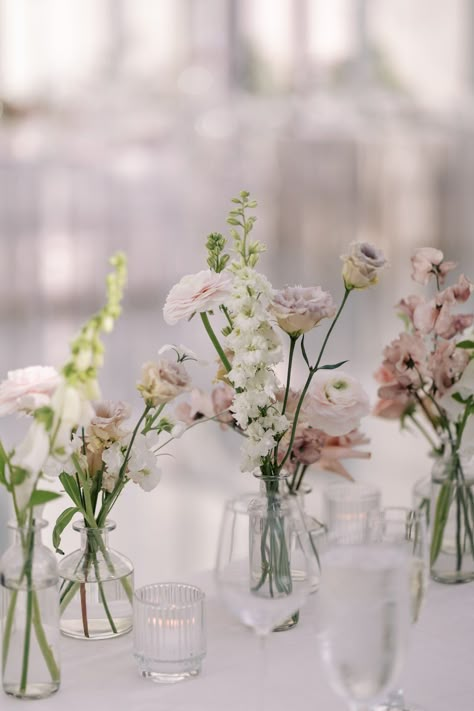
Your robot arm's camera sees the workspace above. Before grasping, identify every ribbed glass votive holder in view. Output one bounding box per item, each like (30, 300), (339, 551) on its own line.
(133, 583), (206, 683)
(323, 482), (381, 542)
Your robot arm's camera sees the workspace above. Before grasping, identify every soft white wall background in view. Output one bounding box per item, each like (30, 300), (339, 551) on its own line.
(0, 1), (473, 584)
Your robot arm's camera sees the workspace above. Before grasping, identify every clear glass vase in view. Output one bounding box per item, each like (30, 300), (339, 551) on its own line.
(58, 520), (134, 639)
(254, 479), (318, 631)
(430, 451), (474, 584)
(1, 519), (61, 699)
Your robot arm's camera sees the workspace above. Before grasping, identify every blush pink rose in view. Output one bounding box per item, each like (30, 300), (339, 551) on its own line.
(0, 365), (61, 416)
(302, 371), (370, 436)
(163, 269), (233, 325)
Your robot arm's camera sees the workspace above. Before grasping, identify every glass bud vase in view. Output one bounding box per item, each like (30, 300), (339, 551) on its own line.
(254, 479), (317, 632)
(430, 451), (474, 584)
(1, 519), (61, 699)
(58, 521), (134, 640)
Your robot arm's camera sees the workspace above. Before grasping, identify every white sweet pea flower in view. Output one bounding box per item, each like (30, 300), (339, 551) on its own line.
(171, 421), (187, 439)
(102, 441), (124, 493)
(158, 344), (206, 365)
(127, 434), (161, 492)
(50, 381), (94, 459)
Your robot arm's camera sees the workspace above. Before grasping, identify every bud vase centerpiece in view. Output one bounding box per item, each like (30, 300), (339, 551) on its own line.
(375, 247), (474, 583)
(164, 191), (386, 627)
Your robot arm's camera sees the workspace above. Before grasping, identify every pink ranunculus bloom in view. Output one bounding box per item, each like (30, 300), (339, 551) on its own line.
(382, 332), (428, 387)
(0, 365), (61, 416)
(317, 429), (371, 479)
(302, 371), (370, 436)
(411, 247), (444, 285)
(163, 269), (233, 325)
(429, 341), (469, 396)
(271, 285), (336, 337)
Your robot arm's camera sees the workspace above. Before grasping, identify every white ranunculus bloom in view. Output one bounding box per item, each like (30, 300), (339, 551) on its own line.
(163, 269), (233, 325)
(0, 365), (60, 416)
(303, 370), (370, 436)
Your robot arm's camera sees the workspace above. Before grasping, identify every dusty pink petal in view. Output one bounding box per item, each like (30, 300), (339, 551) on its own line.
(411, 247), (444, 285)
(413, 301), (438, 334)
(373, 398), (410, 419)
(396, 295), (425, 323)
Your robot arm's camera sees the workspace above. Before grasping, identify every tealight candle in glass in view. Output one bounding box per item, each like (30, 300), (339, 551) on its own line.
(133, 583), (206, 683)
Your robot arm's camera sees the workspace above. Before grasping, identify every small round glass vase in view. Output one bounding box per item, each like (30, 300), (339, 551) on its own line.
(58, 521), (134, 640)
(1, 519), (61, 700)
(430, 452), (474, 584)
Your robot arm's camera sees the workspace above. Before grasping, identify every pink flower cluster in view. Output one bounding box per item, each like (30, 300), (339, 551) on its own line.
(375, 248), (473, 419)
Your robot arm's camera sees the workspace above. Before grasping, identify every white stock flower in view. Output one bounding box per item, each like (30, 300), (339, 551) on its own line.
(102, 441), (124, 493)
(127, 435), (161, 492)
(0, 365), (60, 416)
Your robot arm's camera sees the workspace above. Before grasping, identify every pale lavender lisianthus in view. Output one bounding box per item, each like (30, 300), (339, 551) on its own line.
(272, 285), (336, 337)
(341, 242), (387, 290)
(163, 269), (233, 325)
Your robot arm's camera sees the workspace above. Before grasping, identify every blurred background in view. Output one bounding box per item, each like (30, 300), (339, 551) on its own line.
(1, 0), (473, 581)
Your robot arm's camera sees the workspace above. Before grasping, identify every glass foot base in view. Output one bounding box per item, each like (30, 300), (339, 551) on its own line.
(374, 703), (424, 711)
(139, 668), (201, 684)
(4, 682), (60, 699)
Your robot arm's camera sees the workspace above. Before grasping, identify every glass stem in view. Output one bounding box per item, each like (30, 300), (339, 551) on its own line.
(257, 633), (267, 711)
(387, 687), (406, 707)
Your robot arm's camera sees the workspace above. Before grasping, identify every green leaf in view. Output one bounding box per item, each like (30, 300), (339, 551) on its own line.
(430, 480), (452, 565)
(34, 406), (54, 430)
(53, 506), (79, 553)
(59, 472), (83, 508)
(456, 340), (474, 349)
(317, 360), (349, 371)
(30, 490), (62, 507)
(10, 467), (28, 487)
(0, 440), (7, 489)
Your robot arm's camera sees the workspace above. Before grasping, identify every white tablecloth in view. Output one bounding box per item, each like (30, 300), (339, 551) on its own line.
(3, 577), (474, 711)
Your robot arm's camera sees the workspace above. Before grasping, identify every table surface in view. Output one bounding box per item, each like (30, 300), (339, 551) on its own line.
(3, 575), (474, 711)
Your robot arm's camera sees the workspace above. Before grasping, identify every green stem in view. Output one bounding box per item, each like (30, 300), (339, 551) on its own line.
(282, 336), (297, 416)
(200, 312), (231, 373)
(19, 516), (35, 694)
(31, 593), (60, 682)
(408, 414), (438, 450)
(2, 590), (18, 675)
(92, 555), (118, 634)
(277, 289), (351, 474)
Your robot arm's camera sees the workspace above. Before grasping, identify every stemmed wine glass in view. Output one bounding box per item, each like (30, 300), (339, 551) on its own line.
(215, 491), (314, 709)
(370, 507), (428, 711)
(316, 535), (412, 711)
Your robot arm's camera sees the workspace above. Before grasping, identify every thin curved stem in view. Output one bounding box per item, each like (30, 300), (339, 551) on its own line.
(200, 312), (232, 373)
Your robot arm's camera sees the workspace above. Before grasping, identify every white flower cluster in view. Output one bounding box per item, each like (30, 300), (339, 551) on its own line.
(225, 266), (289, 472)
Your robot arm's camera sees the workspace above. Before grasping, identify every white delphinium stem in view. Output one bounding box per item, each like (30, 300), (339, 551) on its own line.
(226, 265), (288, 473)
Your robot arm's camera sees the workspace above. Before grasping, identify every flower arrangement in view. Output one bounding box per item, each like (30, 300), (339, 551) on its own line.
(164, 192), (385, 610)
(374, 247), (474, 582)
(164, 192), (385, 491)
